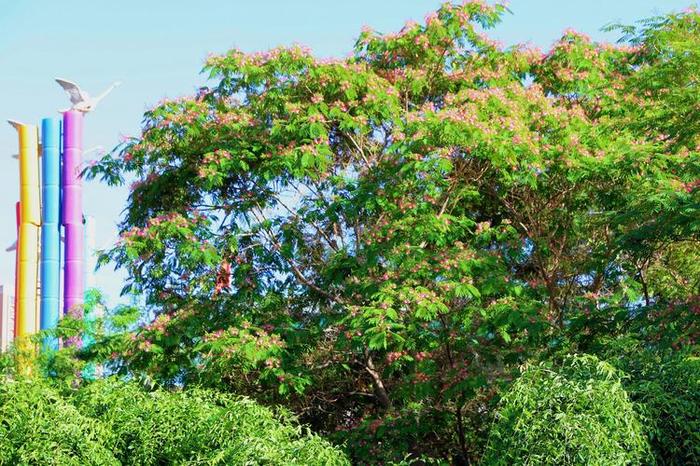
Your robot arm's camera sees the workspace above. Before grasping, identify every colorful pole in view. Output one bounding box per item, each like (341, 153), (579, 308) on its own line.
(62, 111), (84, 326)
(40, 118), (61, 350)
(11, 122), (41, 363)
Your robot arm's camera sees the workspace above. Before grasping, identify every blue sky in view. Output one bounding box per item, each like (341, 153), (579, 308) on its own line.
(0, 0), (691, 306)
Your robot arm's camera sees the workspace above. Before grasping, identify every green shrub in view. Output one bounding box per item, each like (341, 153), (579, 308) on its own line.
(72, 378), (349, 465)
(0, 378), (118, 466)
(482, 354), (651, 465)
(621, 352), (700, 465)
(0, 376), (348, 465)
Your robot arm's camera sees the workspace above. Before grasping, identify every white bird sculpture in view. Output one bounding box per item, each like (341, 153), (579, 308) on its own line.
(55, 78), (121, 113)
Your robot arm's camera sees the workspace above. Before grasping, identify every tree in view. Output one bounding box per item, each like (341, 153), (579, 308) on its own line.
(87, 3), (699, 462)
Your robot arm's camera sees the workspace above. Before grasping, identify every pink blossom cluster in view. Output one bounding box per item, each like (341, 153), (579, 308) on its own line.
(615, 44), (643, 54)
(214, 110), (253, 126)
(144, 313), (172, 333)
(138, 340), (153, 351)
(202, 323), (285, 352)
(197, 166), (217, 179)
(308, 113), (325, 124)
(202, 149), (233, 166)
(513, 43), (544, 63)
(129, 172), (158, 193)
(386, 351), (405, 364)
(436, 106), (479, 126)
(224, 44), (314, 68)
(562, 28), (591, 42)
(475, 32), (503, 50)
(149, 212), (191, 228)
(684, 179), (700, 193)
(203, 329), (226, 342)
(120, 226), (149, 242)
(424, 11), (441, 27)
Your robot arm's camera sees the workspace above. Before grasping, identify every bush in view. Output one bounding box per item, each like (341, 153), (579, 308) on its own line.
(482, 354), (651, 465)
(71, 378), (349, 465)
(0, 376), (348, 465)
(620, 351), (700, 465)
(0, 378), (118, 465)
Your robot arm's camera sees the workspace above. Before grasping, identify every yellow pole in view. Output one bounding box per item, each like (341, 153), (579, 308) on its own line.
(9, 121), (41, 373)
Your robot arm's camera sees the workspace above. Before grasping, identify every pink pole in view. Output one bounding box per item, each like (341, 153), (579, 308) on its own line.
(62, 111), (84, 324)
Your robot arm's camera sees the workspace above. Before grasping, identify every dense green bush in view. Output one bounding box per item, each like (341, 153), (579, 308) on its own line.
(482, 355), (651, 465)
(0, 376), (348, 465)
(72, 378), (349, 465)
(0, 378), (117, 466)
(620, 351), (700, 465)
(584, 335), (700, 464)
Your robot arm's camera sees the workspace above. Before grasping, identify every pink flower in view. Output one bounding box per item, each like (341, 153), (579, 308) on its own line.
(562, 28), (591, 42)
(403, 20), (418, 30)
(425, 12), (440, 26)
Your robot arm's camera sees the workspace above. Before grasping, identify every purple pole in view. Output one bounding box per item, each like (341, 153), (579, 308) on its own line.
(62, 111), (84, 326)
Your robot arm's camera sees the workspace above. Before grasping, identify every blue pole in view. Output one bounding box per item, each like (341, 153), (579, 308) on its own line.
(40, 117), (61, 350)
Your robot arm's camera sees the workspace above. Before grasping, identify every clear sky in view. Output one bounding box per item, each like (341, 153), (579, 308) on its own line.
(0, 0), (691, 306)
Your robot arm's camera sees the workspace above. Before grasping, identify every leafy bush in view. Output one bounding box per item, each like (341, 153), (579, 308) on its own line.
(0, 376), (348, 465)
(619, 351), (700, 465)
(483, 355), (651, 465)
(0, 378), (118, 465)
(72, 378), (349, 465)
(582, 333), (700, 464)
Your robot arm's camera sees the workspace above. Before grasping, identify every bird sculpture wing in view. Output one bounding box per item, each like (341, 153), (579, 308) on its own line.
(55, 78), (89, 104)
(93, 81), (121, 103)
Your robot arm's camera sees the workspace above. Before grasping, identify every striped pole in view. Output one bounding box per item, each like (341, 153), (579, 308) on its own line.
(40, 118), (61, 350)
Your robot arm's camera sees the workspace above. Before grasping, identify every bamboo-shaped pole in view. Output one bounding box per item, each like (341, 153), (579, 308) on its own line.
(8, 121), (41, 368)
(62, 111), (84, 331)
(40, 118), (61, 349)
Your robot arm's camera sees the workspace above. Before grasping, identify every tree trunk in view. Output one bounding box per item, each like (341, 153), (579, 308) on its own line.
(455, 402), (471, 465)
(364, 353), (391, 410)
